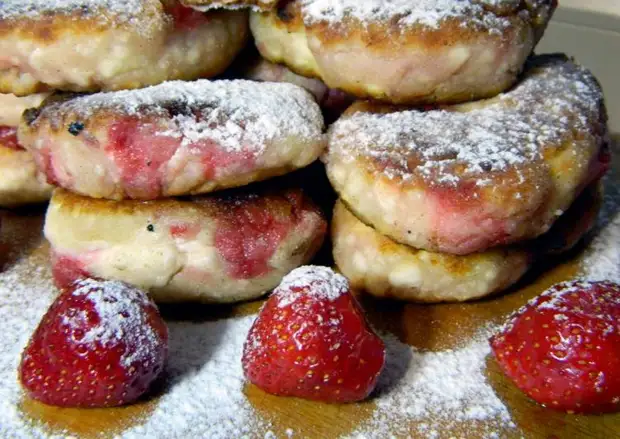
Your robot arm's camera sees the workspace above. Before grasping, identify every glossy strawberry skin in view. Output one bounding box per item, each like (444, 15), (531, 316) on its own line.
(491, 280), (620, 414)
(242, 275), (385, 403)
(19, 279), (168, 408)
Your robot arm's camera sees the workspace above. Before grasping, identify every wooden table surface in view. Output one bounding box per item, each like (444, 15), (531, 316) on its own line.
(2, 136), (619, 439)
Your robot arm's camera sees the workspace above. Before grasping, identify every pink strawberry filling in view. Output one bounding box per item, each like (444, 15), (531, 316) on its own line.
(214, 196), (305, 280)
(0, 126), (22, 150)
(165, 1), (211, 31)
(106, 118), (179, 199)
(51, 251), (93, 290)
(105, 117), (258, 199)
(169, 222), (201, 240)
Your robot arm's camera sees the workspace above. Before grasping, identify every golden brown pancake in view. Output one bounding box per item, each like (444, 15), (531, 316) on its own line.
(332, 182), (602, 303)
(19, 80), (326, 200)
(324, 55), (609, 255)
(0, 1), (248, 95)
(251, 0), (556, 104)
(46, 186), (327, 303)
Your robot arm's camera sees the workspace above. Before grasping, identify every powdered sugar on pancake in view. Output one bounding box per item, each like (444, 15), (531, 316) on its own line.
(327, 55), (605, 186)
(0, 0), (163, 38)
(0, 0), (151, 23)
(33, 79), (324, 155)
(301, 0), (547, 33)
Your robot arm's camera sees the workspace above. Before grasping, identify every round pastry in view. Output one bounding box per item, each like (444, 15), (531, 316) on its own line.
(324, 55), (609, 255)
(0, 92), (52, 206)
(332, 182), (602, 303)
(46, 185), (327, 303)
(250, 0), (556, 104)
(19, 80), (326, 200)
(0, 1), (249, 96)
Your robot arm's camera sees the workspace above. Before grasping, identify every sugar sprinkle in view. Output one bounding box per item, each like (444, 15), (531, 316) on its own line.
(301, 0), (550, 33)
(63, 278), (163, 368)
(348, 329), (515, 439)
(275, 265), (349, 308)
(0, 0), (160, 33)
(33, 79), (324, 156)
(326, 55), (604, 186)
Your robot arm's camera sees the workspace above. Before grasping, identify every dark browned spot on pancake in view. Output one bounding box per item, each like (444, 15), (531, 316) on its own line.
(23, 107), (41, 126)
(276, 0), (296, 22)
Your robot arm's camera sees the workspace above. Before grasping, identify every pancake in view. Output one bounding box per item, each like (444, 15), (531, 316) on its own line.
(324, 55), (609, 255)
(181, 0), (277, 11)
(46, 186), (327, 303)
(332, 182), (602, 303)
(0, 92), (52, 206)
(250, 0), (555, 104)
(19, 80), (326, 200)
(231, 51), (352, 122)
(0, 1), (248, 95)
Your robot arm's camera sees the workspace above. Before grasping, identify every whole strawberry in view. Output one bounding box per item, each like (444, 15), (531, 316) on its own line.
(491, 280), (620, 413)
(242, 266), (385, 403)
(19, 278), (168, 407)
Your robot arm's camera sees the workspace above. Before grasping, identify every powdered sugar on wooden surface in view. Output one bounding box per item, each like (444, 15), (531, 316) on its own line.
(275, 265), (349, 308)
(34, 79), (324, 155)
(327, 55), (604, 186)
(301, 0), (549, 33)
(348, 329), (515, 439)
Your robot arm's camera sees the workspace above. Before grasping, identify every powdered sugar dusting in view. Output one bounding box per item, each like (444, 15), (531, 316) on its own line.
(349, 328), (515, 438)
(121, 315), (267, 438)
(0, 0), (159, 33)
(327, 55), (605, 186)
(36, 79), (324, 155)
(301, 0), (538, 34)
(275, 266), (349, 308)
(64, 278), (163, 368)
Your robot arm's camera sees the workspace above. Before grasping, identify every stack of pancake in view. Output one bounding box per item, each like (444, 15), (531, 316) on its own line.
(0, 0), (250, 207)
(2, 0), (329, 303)
(242, 0), (610, 302)
(1, 0), (612, 303)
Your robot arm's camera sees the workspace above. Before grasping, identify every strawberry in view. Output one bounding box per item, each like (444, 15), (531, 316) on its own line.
(490, 280), (620, 414)
(19, 278), (168, 408)
(242, 266), (385, 403)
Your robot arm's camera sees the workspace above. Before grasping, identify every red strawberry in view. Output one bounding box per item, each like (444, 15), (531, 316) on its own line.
(242, 266), (385, 403)
(19, 278), (168, 407)
(490, 280), (620, 414)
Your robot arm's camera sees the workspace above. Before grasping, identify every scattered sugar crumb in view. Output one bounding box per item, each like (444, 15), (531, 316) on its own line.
(348, 328), (515, 439)
(33, 80), (324, 157)
(0, 247), (266, 438)
(327, 55), (604, 187)
(0, 0), (162, 36)
(301, 0), (537, 34)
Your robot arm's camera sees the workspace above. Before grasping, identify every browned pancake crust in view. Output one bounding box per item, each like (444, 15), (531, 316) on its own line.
(0, 2), (248, 95)
(253, 0), (557, 104)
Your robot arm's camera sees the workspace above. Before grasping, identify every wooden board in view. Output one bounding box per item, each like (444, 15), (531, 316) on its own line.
(2, 136), (619, 438)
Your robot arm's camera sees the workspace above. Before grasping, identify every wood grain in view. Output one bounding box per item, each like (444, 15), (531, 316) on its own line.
(2, 138), (619, 439)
